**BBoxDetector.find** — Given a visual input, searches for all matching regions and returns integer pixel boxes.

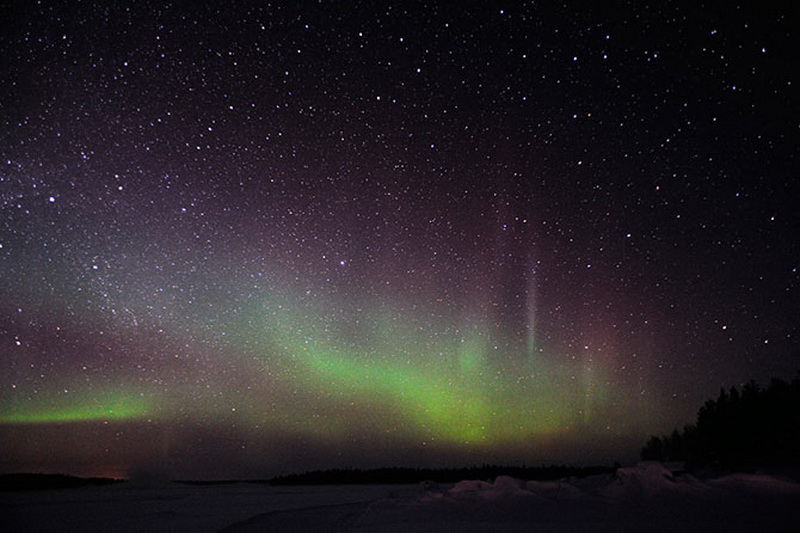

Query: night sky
[1,1,798,480]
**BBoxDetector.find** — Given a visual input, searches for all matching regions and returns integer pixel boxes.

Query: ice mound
[489,475,530,495]
[435,462,706,504]
[708,473,800,495]
[446,476,532,500]
[448,478,493,495]
[525,479,586,501]
[602,461,677,499]
[444,475,555,500]
[421,462,744,506]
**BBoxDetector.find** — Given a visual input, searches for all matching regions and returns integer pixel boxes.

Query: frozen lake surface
[3,464,799,532]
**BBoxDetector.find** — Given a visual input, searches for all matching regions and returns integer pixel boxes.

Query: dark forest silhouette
[269,464,615,485]
[0,473,122,491]
[641,374,800,472]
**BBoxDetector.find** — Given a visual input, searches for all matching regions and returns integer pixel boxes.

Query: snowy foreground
[3,463,800,532]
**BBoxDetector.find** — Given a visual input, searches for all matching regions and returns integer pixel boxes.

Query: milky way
[1,1,797,479]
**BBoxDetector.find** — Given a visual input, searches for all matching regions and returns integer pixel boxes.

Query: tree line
[269,464,615,485]
[641,374,800,471]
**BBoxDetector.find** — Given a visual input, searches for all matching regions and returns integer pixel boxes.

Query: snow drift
[4,463,799,532]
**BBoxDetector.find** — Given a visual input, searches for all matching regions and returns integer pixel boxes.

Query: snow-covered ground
[3,463,799,532]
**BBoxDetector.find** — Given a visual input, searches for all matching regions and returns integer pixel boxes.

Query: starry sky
[1,1,798,480]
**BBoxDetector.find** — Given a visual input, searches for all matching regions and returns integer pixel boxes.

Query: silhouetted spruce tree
[641,373,800,472]
[641,435,664,461]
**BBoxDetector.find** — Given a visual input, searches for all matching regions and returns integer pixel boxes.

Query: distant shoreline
[9,460,798,491]
[1,464,616,490]
[0,473,124,491]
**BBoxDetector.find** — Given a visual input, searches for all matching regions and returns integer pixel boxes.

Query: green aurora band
[242,292,608,446]
[3,285,617,452]
[0,391,153,424]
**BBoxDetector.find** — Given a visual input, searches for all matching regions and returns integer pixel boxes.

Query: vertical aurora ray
[526,258,539,361]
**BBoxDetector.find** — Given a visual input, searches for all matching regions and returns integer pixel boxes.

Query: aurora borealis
[1,1,798,479]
